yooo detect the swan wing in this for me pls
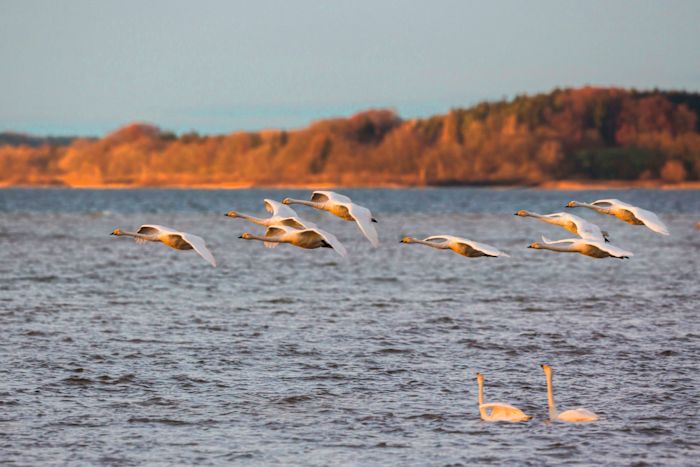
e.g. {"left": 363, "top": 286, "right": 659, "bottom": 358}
{"left": 588, "top": 240, "right": 634, "bottom": 258}
{"left": 626, "top": 206, "right": 670, "bottom": 235}
{"left": 455, "top": 237, "right": 509, "bottom": 257}
{"left": 312, "top": 190, "right": 352, "bottom": 203}
{"left": 480, "top": 403, "right": 530, "bottom": 421}
{"left": 347, "top": 202, "right": 379, "bottom": 247}
{"left": 264, "top": 199, "right": 298, "bottom": 218}
{"left": 591, "top": 198, "right": 624, "bottom": 208}
{"left": 263, "top": 226, "right": 289, "bottom": 248}
{"left": 276, "top": 216, "right": 318, "bottom": 230}
{"left": 570, "top": 215, "right": 607, "bottom": 241}
{"left": 314, "top": 228, "right": 348, "bottom": 258}
{"left": 178, "top": 232, "right": 216, "bottom": 267}
{"left": 424, "top": 235, "right": 455, "bottom": 243}
{"left": 138, "top": 224, "right": 171, "bottom": 235}
{"left": 541, "top": 236, "right": 578, "bottom": 245}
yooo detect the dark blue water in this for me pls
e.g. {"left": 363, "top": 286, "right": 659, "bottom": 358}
{"left": 1, "top": 188, "right": 698, "bottom": 465}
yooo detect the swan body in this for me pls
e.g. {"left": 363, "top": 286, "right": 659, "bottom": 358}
{"left": 515, "top": 210, "right": 609, "bottom": 242}
{"left": 283, "top": 191, "right": 379, "bottom": 247}
{"left": 111, "top": 224, "right": 216, "bottom": 267}
{"left": 401, "top": 235, "right": 509, "bottom": 258}
{"left": 226, "top": 199, "right": 317, "bottom": 230}
{"left": 528, "top": 236, "right": 632, "bottom": 259}
{"left": 476, "top": 372, "right": 531, "bottom": 422}
{"left": 566, "top": 199, "right": 669, "bottom": 235}
{"left": 541, "top": 364, "right": 599, "bottom": 423}
{"left": 239, "top": 225, "right": 347, "bottom": 257}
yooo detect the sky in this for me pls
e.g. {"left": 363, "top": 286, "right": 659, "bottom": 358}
{"left": 1, "top": 0, "right": 699, "bottom": 136}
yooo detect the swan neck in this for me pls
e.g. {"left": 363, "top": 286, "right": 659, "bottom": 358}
{"left": 545, "top": 370, "right": 558, "bottom": 419}
{"left": 237, "top": 213, "right": 267, "bottom": 226}
{"left": 477, "top": 378, "right": 484, "bottom": 406}
{"left": 121, "top": 231, "right": 152, "bottom": 240}
{"left": 248, "top": 234, "right": 281, "bottom": 243}
{"left": 287, "top": 198, "right": 320, "bottom": 208}
{"left": 580, "top": 202, "right": 609, "bottom": 213}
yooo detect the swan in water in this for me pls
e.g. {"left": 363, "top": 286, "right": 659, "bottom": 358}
{"left": 515, "top": 210, "right": 609, "bottom": 242}
{"left": 528, "top": 236, "right": 632, "bottom": 259}
{"left": 541, "top": 364, "right": 599, "bottom": 423}
{"left": 400, "top": 235, "right": 509, "bottom": 258}
{"left": 282, "top": 191, "right": 379, "bottom": 247}
{"left": 476, "top": 372, "right": 531, "bottom": 422}
{"left": 226, "top": 199, "right": 316, "bottom": 230}
{"left": 111, "top": 225, "right": 216, "bottom": 267}
{"left": 239, "top": 225, "right": 347, "bottom": 258}
{"left": 566, "top": 199, "right": 669, "bottom": 235}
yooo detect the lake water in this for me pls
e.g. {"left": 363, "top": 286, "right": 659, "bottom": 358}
{"left": 0, "top": 188, "right": 698, "bottom": 465}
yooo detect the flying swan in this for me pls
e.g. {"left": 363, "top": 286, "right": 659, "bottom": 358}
{"left": 283, "top": 191, "right": 379, "bottom": 247}
{"left": 226, "top": 199, "right": 316, "bottom": 230}
{"left": 111, "top": 224, "right": 216, "bottom": 267}
{"left": 515, "top": 210, "right": 609, "bottom": 242}
{"left": 400, "top": 235, "right": 509, "bottom": 258}
{"left": 239, "top": 225, "right": 347, "bottom": 258}
{"left": 476, "top": 372, "right": 531, "bottom": 422}
{"left": 528, "top": 236, "right": 632, "bottom": 259}
{"left": 541, "top": 364, "right": 599, "bottom": 423}
{"left": 566, "top": 199, "right": 669, "bottom": 235}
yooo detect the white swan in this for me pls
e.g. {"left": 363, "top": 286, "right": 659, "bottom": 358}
{"left": 239, "top": 225, "right": 347, "bottom": 257}
{"left": 541, "top": 364, "right": 599, "bottom": 423}
{"left": 528, "top": 236, "right": 632, "bottom": 259}
{"left": 515, "top": 210, "right": 609, "bottom": 242}
{"left": 400, "top": 235, "right": 509, "bottom": 258}
{"left": 226, "top": 199, "right": 316, "bottom": 230}
{"left": 566, "top": 199, "right": 669, "bottom": 235}
{"left": 476, "top": 372, "right": 531, "bottom": 422}
{"left": 283, "top": 191, "right": 379, "bottom": 247}
{"left": 111, "top": 224, "right": 216, "bottom": 267}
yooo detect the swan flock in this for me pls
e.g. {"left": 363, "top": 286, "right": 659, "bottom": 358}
{"left": 111, "top": 191, "right": 669, "bottom": 266}
{"left": 110, "top": 191, "right": 672, "bottom": 423}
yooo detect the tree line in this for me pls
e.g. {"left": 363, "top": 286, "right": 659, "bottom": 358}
{"left": 2, "top": 87, "right": 699, "bottom": 187}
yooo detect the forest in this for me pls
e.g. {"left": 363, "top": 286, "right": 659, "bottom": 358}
{"left": 2, "top": 87, "right": 700, "bottom": 187}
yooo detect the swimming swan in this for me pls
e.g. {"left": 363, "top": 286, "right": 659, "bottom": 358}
{"left": 111, "top": 224, "right": 216, "bottom": 267}
{"left": 476, "top": 372, "right": 531, "bottom": 422}
{"left": 566, "top": 199, "right": 669, "bottom": 235}
{"left": 515, "top": 210, "right": 609, "bottom": 242}
{"left": 239, "top": 225, "right": 347, "bottom": 258}
{"left": 226, "top": 199, "right": 316, "bottom": 230}
{"left": 528, "top": 236, "right": 632, "bottom": 259}
{"left": 401, "top": 235, "right": 509, "bottom": 258}
{"left": 283, "top": 191, "right": 379, "bottom": 247}
{"left": 541, "top": 364, "right": 599, "bottom": 423}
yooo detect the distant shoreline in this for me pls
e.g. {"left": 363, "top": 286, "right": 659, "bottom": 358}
{"left": 2, "top": 180, "right": 700, "bottom": 190}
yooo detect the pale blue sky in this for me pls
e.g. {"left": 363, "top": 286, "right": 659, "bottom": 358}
{"left": 1, "top": 0, "right": 699, "bottom": 136}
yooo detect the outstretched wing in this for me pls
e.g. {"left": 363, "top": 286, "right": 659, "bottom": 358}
{"left": 264, "top": 198, "right": 298, "bottom": 218}
{"left": 592, "top": 198, "right": 625, "bottom": 208}
{"left": 541, "top": 236, "right": 578, "bottom": 245}
{"left": 179, "top": 232, "right": 216, "bottom": 267}
{"left": 424, "top": 235, "right": 453, "bottom": 243}
{"left": 315, "top": 228, "right": 348, "bottom": 258}
{"left": 263, "top": 226, "right": 288, "bottom": 248}
{"left": 456, "top": 238, "right": 510, "bottom": 257}
{"left": 626, "top": 206, "right": 670, "bottom": 235}
{"left": 312, "top": 190, "right": 352, "bottom": 203}
{"left": 138, "top": 224, "right": 170, "bottom": 235}
{"left": 277, "top": 216, "right": 318, "bottom": 230}
{"left": 590, "top": 240, "right": 634, "bottom": 258}
{"left": 347, "top": 202, "right": 379, "bottom": 247}
{"left": 570, "top": 215, "right": 606, "bottom": 242}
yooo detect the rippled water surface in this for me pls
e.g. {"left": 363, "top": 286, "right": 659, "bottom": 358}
{"left": 1, "top": 188, "right": 699, "bottom": 465}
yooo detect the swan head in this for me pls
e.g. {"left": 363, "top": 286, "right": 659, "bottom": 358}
{"left": 225, "top": 210, "right": 238, "bottom": 218}
{"left": 541, "top": 363, "right": 552, "bottom": 375}
{"left": 400, "top": 236, "right": 415, "bottom": 244}
{"left": 514, "top": 210, "right": 530, "bottom": 217}
{"left": 239, "top": 232, "right": 253, "bottom": 240}
{"left": 282, "top": 197, "right": 292, "bottom": 205}
{"left": 528, "top": 242, "right": 543, "bottom": 249}
{"left": 566, "top": 201, "right": 579, "bottom": 208}
{"left": 476, "top": 372, "right": 484, "bottom": 384}
{"left": 110, "top": 229, "right": 122, "bottom": 236}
